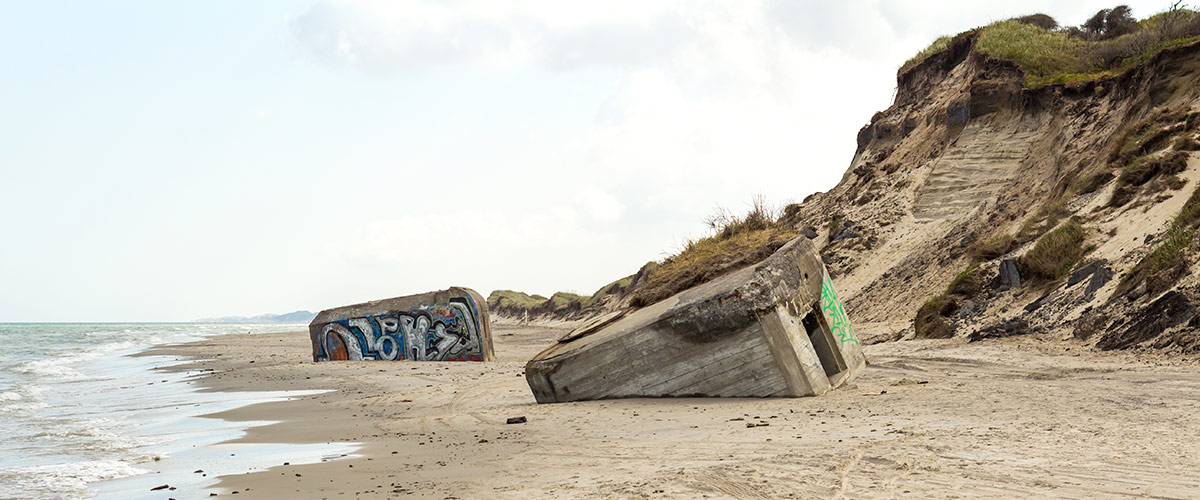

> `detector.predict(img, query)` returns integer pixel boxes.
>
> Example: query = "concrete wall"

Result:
[310,287,494,362]
[820,268,866,374]
[525,237,866,403]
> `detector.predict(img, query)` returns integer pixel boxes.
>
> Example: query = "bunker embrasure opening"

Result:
[803,305,848,379]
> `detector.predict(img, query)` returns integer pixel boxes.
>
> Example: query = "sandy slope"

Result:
[145,325,1200,499]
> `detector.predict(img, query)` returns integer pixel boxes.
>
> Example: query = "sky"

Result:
[0,0,1173,321]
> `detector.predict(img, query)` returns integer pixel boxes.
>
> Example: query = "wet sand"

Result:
[142,324,1200,499]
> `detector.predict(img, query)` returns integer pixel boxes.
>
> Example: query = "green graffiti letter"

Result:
[821,275,858,345]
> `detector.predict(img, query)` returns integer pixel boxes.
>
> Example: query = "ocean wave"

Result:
[0,386,49,415]
[0,323,308,498]
[10,359,93,381]
[0,400,49,415]
[27,420,159,453]
[7,339,144,381]
[0,459,152,500]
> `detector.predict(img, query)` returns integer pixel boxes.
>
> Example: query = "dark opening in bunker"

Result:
[802,306,848,379]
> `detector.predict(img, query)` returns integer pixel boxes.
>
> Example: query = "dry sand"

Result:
[142,324,1200,499]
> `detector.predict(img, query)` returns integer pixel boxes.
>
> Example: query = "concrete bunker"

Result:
[309,287,494,362]
[524,237,865,403]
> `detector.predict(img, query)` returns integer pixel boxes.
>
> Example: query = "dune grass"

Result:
[1106,107,1197,206]
[1019,219,1087,282]
[1073,171,1116,195]
[912,260,987,339]
[631,198,796,307]
[1117,183,1200,295]
[584,275,635,307]
[1015,200,1071,245]
[899,35,953,75]
[947,264,983,296]
[900,8,1200,88]
[630,226,797,307]
[969,234,1016,261]
[914,295,955,339]
[1110,107,1192,165]
[975,21,1087,86]
[487,290,548,310]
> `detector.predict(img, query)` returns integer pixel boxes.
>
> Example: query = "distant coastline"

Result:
[193,310,315,324]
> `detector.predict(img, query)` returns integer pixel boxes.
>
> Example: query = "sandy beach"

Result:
[130,324,1200,499]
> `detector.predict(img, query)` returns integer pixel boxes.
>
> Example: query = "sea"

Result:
[0,323,356,500]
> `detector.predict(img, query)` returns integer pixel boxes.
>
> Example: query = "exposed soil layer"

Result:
[767,37,1200,353]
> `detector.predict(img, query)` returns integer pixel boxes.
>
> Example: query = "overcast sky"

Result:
[0,0,1172,321]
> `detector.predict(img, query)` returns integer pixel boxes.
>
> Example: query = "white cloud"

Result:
[6,0,1184,321]
[284,0,1176,300]
[289,0,694,70]
[285,0,900,298]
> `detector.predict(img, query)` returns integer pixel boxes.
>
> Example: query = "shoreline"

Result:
[76,325,352,499]
[115,324,1200,499]
[0,323,325,500]
[114,323,565,499]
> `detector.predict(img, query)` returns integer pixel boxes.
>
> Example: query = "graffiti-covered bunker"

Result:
[525,237,865,403]
[310,287,494,362]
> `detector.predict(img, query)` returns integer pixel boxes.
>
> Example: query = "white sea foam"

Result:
[9,339,143,381]
[0,399,49,415]
[0,323,314,499]
[0,385,49,415]
[29,421,157,453]
[12,358,91,381]
[0,459,152,500]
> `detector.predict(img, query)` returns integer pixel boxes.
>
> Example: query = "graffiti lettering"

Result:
[314,297,487,361]
[821,274,857,345]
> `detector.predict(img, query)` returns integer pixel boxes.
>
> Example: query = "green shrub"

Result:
[915,295,955,339]
[704,195,777,239]
[1014,14,1059,30]
[912,260,987,340]
[1083,6,1138,40]
[947,264,983,297]
[1086,29,1157,68]
[971,234,1016,260]
[1019,220,1086,282]
[1141,6,1200,39]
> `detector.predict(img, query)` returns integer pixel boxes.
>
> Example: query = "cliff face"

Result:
[781,35,1200,353]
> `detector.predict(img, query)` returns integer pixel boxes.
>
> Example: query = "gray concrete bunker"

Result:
[524,238,865,403]
[310,287,494,362]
